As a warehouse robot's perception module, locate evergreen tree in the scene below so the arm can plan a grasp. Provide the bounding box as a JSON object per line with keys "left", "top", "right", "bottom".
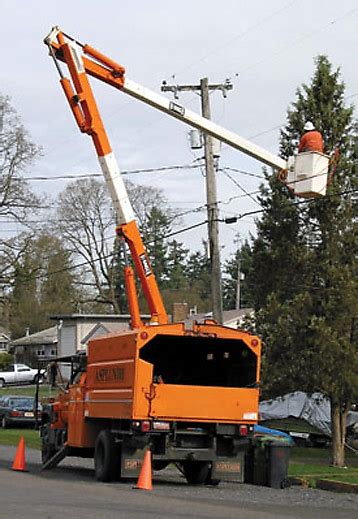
{"left": 9, "top": 233, "right": 80, "bottom": 337}
{"left": 164, "top": 240, "right": 189, "bottom": 290}
{"left": 184, "top": 242, "right": 212, "bottom": 312}
{"left": 110, "top": 236, "right": 128, "bottom": 314}
{"left": 252, "top": 56, "right": 357, "bottom": 466}
{"left": 142, "top": 206, "right": 172, "bottom": 285}
{"left": 247, "top": 171, "right": 307, "bottom": 311}
{"left": 35, "top": 234, "right": 81, "bottom": 322}
{"left": 9, "top": 248, "right": 39, "bottom": 338}
{"left": 223, "top": 239, "right": 253, "bottom": 310}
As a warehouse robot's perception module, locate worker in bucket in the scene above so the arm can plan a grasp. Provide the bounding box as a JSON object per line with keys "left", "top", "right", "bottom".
{"left": 298, "top": 121, "right": 324, "bottom": 153}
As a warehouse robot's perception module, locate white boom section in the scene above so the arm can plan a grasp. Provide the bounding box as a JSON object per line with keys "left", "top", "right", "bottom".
{"left": 98, "top": 153, "right": 135, "bottom": 224}
{"left": 122, "top": 79, "right": 287, "bottom": 171}
{"left": 67, "top": 39, "right": 136, "bottom": 226}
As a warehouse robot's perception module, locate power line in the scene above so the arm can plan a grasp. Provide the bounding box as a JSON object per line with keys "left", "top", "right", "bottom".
{"left": 17, "top": 163, "right": 202, "bottom": 182}
{"left": 3, "top": 160, "right": 357, "bottom": 228}
{"left": 7, "top": 220, "right": 210, "bottom": 282}
{"left": 220, "top": 166, "right": 264, "bottom": 180}
{"left": 169, "top": 0, "right": 298, "bottom": 79}
{"left": 3, "top": 182, "right": 357, "bottom": 287}
{"left": 237, "top": 7, "right": 358, "bottom": 76}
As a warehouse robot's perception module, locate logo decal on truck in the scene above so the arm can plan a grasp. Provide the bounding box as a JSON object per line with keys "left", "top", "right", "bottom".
{"left": 95, "top": 367, "right": 124, "bottom": 383}
{"left": 215, "top": 461, "right": 241, "bottom": 473}
{"left": 139, "top": 254, "right": 152, "bottom": 277}
{"left": 124, "top": 459, "right": 143, "bottom": 470}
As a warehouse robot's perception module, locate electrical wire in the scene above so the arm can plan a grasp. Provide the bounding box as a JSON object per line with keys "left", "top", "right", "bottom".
{"left": 169, "top": 0, "right": 298, "bottom": 79}
{"left": 219, "top": 168, "right": 261, "bottom": 207}
{"left": 14, "top": 163, "right": 202, "bottom": 182}
{"left": 237, "top": 7, "right": 358, "bottom": 76}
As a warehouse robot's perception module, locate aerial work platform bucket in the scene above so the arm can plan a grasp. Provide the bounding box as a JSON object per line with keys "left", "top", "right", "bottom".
{"left": 287, "top": 152, "right": 330, "bottom": 198}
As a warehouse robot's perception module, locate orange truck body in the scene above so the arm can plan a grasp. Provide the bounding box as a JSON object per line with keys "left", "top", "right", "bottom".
{"left": 41, "top": 28, "right": 262, "bottom": 485}
{"left": 42, "top": 322, "right": 261, "bottom": 483}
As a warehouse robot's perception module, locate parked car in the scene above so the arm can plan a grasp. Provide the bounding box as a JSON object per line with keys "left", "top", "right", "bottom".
{"left": 0, "top": 364, "right": 46, "bottom": 387}
{"left": 0, "top": 395, "right": 42, "bottom": 428}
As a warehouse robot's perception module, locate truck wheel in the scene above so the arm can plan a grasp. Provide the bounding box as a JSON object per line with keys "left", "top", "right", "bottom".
{"left": 1, "top": 416, "right": 8, "bottom": 429}
{"left": 181, "top": 461, "right": 211, "bottom": 485}
{"left": 94, "top": 430, "right": 120, "bottom": 482}
{"left": 42, "top": 442, "right": 56, "bottom": 464}
{"left": 0, "top": 379, "right": 5, "bottom": 388}
{"left": 41, "top": 424, "right": 56, "bottom": 464}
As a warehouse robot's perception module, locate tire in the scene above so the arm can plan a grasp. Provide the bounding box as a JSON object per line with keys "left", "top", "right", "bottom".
{"left": 41, "top": 442, "right": 56, "bottom": 464}
{"left": 41, "top": 424, "right": 56, "bottom": 464}
{"left": 181, "top": 461, "right": 211, "bottom": 485}
{"left": 1, "top": 415, "right": 8, "bottom": 429}
{"left": 0, "top": 379, "right": 5, "bottom": 388}
{"left": 94, "top": 430, "right": 120, "bottom": 482}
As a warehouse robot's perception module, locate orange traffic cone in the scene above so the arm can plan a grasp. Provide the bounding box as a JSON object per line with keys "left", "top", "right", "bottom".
{"left": 12, "top": 436, "right": 28, "bottom": 472}
{"left": 135, "top": 449, "right": 152, "bottom": 490}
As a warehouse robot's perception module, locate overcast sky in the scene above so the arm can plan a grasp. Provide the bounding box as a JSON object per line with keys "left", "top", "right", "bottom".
{"left": 1, "top": 0, "right": 357, "bottom": 258}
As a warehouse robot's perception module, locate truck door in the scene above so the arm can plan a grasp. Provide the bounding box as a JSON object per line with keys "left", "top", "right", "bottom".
{"left": 15, "top": 365, "right": 32, "bottom": 384}
{"left": 5, "top": 365, "right": 16, "bottom": 384}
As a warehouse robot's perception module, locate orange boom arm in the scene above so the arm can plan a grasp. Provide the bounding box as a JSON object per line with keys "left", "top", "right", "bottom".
{"left": 44, "top": 27, "right": 167, "bottom": 325}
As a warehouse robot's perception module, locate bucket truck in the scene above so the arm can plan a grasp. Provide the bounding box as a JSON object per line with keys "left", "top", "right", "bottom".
{"left": 40, "top": 27, "right": 328, "bottom": 485}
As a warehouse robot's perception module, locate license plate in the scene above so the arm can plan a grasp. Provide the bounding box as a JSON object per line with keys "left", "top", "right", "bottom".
{"left": 24, "top": 412, "right": 34, "bottom": 417}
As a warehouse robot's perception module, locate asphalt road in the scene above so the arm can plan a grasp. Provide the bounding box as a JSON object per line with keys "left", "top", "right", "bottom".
{"left": 0, "top": 444, "right": 357, "bottom": 519}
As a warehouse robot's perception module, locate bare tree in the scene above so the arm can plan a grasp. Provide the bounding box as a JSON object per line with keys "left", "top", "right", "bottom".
{"left": 56, "top": 178, "right": 116, "bottom": 310}
{"left": 0, "top": 95, "right": 41, "bottom": 318}
{"left": 55, "top": 177, "right": 175, "bottom": 312}
{"left": 0, "top": 95, "right": 40, "bottom": 221}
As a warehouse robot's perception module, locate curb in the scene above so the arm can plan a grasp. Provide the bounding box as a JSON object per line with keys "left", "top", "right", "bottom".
{"left": 287, "top": 477, "right": 309, "bottom": 487}
{"left": 316, "top": 479, "right": 358, "bottom": 494}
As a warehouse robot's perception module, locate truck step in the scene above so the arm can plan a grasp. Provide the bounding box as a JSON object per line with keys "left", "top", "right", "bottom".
{"left": 41, "top": 445, "right": 68, "bottom": 471}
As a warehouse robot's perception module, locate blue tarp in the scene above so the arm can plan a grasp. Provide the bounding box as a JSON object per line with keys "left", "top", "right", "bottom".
{"left": 254, "top": 424, "right": 294, "bottom": 445}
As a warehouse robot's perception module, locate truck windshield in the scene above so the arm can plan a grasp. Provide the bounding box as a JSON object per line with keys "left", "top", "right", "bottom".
{"left": 140, "top": 334, "right": 257, "bottom": 388}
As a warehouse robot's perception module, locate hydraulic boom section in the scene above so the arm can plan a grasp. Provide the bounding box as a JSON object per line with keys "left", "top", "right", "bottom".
{"left": 45, "top": 27, "right": 330, "bottom": 201}
{"left": 44, "top": 27, "right": 330, "bottom": 328}
{"left": 44, "top": 27, "right": 167, "bottom": 326}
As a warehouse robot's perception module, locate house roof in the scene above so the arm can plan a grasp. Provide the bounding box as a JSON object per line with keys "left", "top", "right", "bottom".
{"left": 0, "top": 326, "right": 11, "bottom": 342}
{"left": 80, "top": 321, "right": 130, "bottom": 345}
{"left": 10, "top": 326, "right": 58, "bottom": 347}
{"left": 186, "top": 308, "right": 254, "bottom": 327}
{"left": 50, "top": 313, "right": 150, "bottom": 322}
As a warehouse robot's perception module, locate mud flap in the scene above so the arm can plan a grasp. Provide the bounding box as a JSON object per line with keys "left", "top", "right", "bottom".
{"left": 211, "top": 452, "right": 244, "bottom": 482}
{"left": 120, "top": 443, "right": 148, "bottom": 478}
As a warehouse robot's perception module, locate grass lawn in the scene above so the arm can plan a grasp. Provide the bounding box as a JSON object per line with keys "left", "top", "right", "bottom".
{"left": 0, "top": 385, "right": 57, "bottom": 399}
{"left": 289, "top": 447, "right": 358, "bottom": 487}
{"left": 0, "top": 385, "right": 56, "bottom": 451}
{"left": 0, "top": 428, "right": 41, "bottom": 450}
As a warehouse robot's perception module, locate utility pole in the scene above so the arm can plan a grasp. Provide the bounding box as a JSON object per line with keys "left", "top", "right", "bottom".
{"left": 236, "top": 257, "right": 241, "bottom": 310}
{"left": 161, "top": 78, "right": 232, "bottom": 324}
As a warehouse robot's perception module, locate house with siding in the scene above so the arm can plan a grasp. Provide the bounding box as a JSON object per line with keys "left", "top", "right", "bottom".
{"left": 10, "top": 326, "right": 58, "bottom": 365}
{"left": 0, "top": 327, "right": 11, "bottom": 353}
{"left": 51, "top": 314, "right": 150, "bottom": 357}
